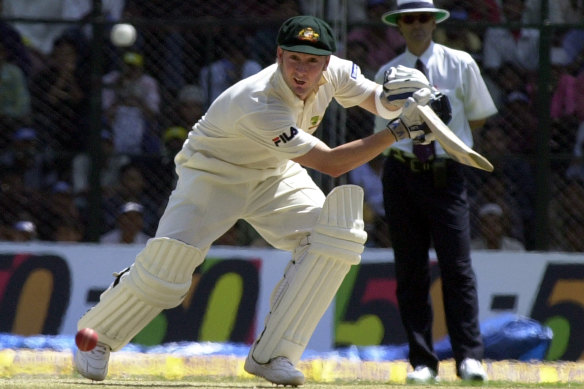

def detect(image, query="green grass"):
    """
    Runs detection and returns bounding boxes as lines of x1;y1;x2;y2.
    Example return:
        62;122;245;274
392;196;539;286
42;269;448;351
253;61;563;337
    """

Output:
0;376;583;389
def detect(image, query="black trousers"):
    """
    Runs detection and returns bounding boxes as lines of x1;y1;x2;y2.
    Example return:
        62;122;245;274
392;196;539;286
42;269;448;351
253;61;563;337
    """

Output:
382;154;483;373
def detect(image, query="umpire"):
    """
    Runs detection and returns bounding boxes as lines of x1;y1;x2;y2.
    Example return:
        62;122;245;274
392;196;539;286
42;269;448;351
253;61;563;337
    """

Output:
374;0;498;383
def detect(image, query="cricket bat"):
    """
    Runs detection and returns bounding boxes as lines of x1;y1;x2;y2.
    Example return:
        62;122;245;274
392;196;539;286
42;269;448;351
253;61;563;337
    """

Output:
416;104;494;172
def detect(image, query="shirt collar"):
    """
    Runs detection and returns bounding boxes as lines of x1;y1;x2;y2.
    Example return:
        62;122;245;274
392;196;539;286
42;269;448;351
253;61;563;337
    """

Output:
274;63;328;105
404;41;435;68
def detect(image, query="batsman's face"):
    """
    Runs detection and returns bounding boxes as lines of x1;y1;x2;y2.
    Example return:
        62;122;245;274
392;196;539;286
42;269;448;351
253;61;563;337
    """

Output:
278;47;330;101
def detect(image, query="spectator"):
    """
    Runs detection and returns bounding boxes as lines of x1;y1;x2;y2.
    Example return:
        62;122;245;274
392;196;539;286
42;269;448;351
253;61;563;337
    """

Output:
348;154;390;247
484;61;533;110
177;84;205;125
100;201;150;244
346;0;406;72
161;126;188;160
53;216;85;242
471;203;525;251
30;32;90;166
564;216;584;252
319;0;369;23
102;51;161;155
482;0;540;72
101;1;145;75
161;84;206;131
433;6;482;60
38;181;84;241
439;0;500;22
71;130;131;203
523;0;584;24
61;0;127;41
101;162;159;236
549;179;584;251
550;46;582;121
473;120;535;248
561;29;584;65
471;169;527;242
135;126;188;212
343;40;377;141
566;121;584;181
9;220;37;242
249;0;301;67
3;0;120;70
199;31;262;104
2;0;69;59
0;20;32;79
345;38;377;80
141;0;218;95
0;39;31;145
0;127;56;191
0;167;43;232
498;91;537;154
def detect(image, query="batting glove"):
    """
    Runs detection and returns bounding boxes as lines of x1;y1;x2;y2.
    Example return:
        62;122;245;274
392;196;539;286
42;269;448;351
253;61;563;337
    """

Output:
386;88;433;142
411;90;451;144
382;65;432;108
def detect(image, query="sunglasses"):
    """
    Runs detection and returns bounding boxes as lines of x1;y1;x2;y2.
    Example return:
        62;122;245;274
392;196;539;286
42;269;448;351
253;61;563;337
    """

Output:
400;13;434;24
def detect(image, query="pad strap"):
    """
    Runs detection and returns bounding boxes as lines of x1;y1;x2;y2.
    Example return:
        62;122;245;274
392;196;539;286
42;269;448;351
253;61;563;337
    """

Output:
78;238;204;351
251;185;367;364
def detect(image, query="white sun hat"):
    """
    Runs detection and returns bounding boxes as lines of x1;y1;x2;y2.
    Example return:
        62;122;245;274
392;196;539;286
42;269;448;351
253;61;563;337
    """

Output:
381;0;450;26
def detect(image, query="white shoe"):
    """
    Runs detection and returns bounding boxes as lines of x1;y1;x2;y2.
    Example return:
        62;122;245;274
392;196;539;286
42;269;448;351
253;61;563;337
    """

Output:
406;365;438;383
244;352;305;386
459;358;488;381
74;342;110;381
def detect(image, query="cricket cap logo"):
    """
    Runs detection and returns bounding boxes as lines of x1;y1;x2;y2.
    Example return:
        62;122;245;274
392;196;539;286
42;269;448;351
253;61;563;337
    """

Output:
277;16;336;55
297;27;319;43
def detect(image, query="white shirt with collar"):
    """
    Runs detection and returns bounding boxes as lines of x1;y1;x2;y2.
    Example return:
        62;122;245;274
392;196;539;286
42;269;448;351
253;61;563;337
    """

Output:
482;27;540;71
374;41;497;157
177;55;379;183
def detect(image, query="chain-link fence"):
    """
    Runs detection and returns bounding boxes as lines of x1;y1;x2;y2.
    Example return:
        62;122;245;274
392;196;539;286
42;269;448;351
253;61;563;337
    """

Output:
0;0;582;251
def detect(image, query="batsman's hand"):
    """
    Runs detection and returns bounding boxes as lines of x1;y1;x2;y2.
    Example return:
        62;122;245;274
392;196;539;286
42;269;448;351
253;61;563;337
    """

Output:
411;90;451;144
386;88;434;142
382;65;432;108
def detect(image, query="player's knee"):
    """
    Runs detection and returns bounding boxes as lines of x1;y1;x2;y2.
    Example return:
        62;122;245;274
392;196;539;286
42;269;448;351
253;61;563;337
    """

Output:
123;237;204;308
309;185;368;265
310;224;367;265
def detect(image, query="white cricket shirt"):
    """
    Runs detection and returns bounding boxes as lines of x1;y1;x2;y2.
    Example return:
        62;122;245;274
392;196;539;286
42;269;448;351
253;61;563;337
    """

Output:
177;55;378;181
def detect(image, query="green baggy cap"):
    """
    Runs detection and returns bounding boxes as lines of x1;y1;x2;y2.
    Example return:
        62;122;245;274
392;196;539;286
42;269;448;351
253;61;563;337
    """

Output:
277;15;336;55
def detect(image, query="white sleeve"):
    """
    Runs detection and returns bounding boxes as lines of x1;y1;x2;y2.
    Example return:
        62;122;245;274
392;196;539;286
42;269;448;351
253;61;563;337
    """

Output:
374;84;402;121
482;29;503;70
328;57;379;108
463;59;498;120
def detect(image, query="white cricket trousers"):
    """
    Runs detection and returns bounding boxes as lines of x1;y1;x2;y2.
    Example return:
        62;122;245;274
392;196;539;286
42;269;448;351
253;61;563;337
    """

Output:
155;156;326;253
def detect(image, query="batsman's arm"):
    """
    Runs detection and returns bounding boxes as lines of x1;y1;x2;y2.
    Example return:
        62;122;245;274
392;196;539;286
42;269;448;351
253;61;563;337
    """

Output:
293;91;427;177
293;130;396;178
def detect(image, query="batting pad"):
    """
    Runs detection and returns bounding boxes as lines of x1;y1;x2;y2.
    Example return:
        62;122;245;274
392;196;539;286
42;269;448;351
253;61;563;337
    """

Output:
252;185;367;364
78;237;204;351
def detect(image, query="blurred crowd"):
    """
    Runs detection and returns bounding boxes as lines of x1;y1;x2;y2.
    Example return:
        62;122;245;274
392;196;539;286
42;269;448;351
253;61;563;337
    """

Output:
0;0;582;252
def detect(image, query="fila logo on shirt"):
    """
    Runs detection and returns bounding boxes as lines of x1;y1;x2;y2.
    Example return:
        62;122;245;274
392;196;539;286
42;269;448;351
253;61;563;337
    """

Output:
273;127;298;147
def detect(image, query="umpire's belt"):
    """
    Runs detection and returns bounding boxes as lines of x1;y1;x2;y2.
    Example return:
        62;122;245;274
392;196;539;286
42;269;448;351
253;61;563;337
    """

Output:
389;148;436;173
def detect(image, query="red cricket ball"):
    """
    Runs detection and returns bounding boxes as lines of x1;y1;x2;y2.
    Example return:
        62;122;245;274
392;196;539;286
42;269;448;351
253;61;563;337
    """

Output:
75;327;98;351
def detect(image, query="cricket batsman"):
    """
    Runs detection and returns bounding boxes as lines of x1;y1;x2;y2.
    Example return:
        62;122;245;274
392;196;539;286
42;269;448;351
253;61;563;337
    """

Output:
74;15;433;385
